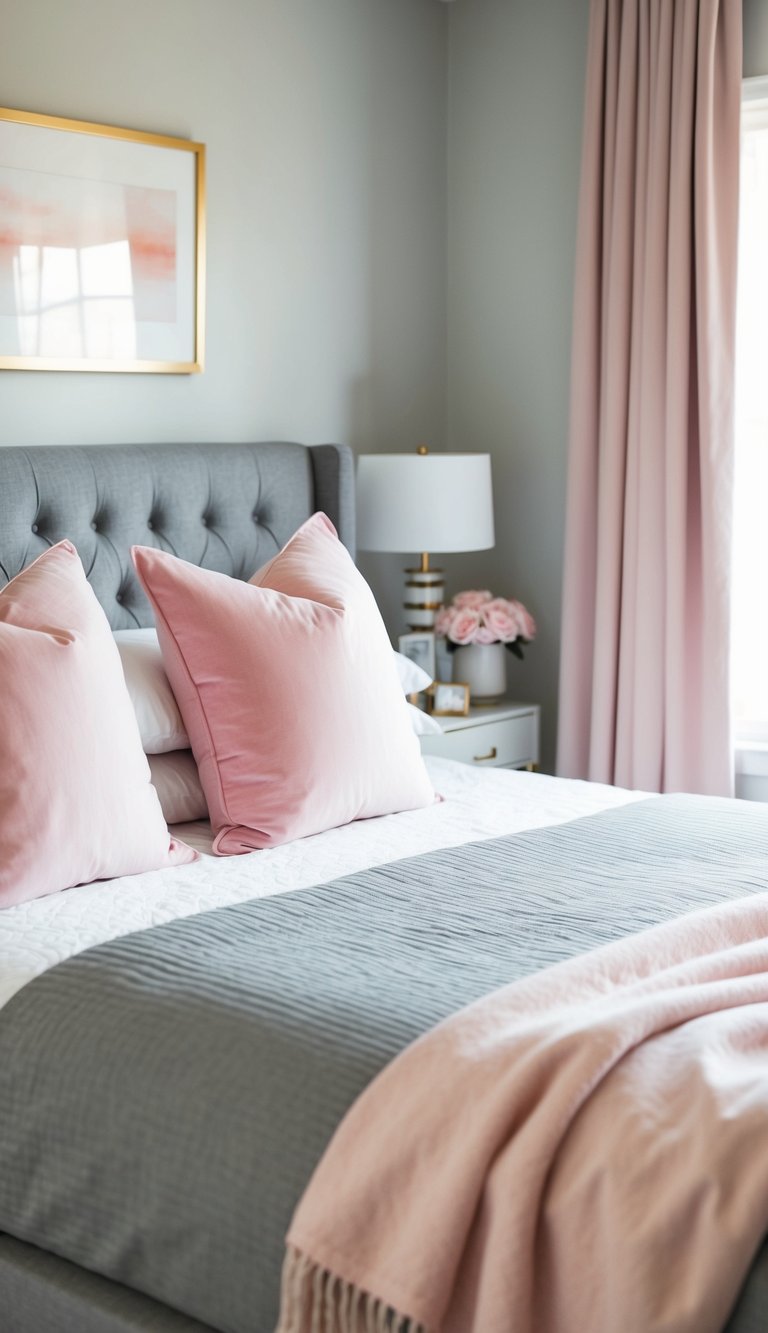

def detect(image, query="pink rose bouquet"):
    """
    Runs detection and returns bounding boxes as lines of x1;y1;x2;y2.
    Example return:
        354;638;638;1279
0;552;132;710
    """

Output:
435;590;536;660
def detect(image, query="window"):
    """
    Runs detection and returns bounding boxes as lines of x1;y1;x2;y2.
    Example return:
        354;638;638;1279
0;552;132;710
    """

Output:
732;78;768;746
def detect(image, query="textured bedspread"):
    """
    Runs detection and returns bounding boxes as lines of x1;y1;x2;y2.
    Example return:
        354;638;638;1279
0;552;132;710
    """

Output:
2;795;768;1333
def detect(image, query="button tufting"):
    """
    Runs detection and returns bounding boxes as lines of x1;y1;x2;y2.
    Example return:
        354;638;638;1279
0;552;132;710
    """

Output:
147;520;153;531
202;515;209;527
91;520;98;531
252;512;259;524
31;523;38;534
116;592;123;604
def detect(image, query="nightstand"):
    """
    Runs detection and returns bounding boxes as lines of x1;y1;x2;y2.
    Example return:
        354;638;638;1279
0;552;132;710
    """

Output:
418;700;540;771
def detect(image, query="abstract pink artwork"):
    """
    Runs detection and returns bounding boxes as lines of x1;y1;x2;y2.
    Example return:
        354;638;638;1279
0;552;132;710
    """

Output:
0;108;204;371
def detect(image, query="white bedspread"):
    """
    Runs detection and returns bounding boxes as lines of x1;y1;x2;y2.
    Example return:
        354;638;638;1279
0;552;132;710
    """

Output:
0;759;641;1015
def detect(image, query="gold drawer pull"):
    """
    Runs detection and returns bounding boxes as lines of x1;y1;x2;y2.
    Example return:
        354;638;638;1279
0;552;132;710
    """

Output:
473;745;497;762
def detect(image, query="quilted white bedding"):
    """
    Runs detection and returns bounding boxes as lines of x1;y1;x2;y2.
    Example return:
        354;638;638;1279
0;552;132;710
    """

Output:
0;758;640;1016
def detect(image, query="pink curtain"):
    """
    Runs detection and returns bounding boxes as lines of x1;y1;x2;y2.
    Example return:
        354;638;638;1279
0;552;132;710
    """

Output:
557;0;742;795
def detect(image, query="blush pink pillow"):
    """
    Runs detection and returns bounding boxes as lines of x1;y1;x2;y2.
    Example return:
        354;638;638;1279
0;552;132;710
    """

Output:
132;514;434;853
0;542;195;909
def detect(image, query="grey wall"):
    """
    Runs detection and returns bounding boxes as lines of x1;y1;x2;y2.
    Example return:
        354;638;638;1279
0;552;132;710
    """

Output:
444;0;590;770
0;0;447;630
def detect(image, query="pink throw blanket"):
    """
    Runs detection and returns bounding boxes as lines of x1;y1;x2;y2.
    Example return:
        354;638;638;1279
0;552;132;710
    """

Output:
276;893;768;1333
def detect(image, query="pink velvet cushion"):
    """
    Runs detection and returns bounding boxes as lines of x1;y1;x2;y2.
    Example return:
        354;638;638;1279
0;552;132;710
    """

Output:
0;542;195;909
132;514;434;853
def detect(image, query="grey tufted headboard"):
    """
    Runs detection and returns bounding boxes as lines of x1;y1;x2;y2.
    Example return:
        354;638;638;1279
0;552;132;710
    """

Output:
0;442;355;629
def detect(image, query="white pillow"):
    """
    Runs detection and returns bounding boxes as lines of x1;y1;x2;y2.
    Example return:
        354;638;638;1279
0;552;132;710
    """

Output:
406;702;442;736
393;650;433;695
148;751;208;824
116;628;435;754
114;628;189;753
396;652;439;733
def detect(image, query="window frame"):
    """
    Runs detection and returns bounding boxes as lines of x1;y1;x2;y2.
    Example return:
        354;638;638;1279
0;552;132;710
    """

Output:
733;77;768;785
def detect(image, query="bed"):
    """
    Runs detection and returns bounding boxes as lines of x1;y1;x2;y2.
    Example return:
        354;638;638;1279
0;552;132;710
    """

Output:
0;441;766;1333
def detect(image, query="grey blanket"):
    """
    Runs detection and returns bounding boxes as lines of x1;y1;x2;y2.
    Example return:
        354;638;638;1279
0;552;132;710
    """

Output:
2;794;768;1333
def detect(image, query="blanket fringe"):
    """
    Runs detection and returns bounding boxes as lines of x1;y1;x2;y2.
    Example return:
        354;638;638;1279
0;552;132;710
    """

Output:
276;1243;427;1333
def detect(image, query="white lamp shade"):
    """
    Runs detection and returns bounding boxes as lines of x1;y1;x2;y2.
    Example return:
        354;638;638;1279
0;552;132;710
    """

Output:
356;453;495;553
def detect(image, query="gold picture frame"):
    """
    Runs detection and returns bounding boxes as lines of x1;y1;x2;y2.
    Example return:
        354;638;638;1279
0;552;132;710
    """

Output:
430;681;470;717
0;106;205;373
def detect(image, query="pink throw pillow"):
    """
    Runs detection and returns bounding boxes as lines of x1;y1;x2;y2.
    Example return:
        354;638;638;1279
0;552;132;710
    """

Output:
132;514;434;853
0;542;195;909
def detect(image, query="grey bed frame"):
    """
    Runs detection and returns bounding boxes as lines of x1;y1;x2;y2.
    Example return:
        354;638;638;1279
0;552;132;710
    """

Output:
0;440;355;1333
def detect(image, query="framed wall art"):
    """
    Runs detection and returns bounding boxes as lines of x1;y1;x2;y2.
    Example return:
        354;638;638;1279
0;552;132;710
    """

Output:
0;106;205;373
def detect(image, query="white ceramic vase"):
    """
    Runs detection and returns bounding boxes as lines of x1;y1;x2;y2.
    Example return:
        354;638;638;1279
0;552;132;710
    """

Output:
452;642;507;704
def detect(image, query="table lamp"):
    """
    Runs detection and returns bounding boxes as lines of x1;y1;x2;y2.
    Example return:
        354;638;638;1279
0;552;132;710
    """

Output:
356;447;495;628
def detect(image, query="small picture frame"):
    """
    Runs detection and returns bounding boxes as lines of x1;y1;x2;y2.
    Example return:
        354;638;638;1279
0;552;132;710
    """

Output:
397;631;436;681
430;681;470;717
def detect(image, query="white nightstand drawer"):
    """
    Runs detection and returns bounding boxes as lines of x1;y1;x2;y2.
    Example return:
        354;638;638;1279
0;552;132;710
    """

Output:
419;707;539;769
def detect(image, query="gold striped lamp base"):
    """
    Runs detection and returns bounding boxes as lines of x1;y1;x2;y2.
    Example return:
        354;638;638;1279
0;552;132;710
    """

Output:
403;563;443;629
